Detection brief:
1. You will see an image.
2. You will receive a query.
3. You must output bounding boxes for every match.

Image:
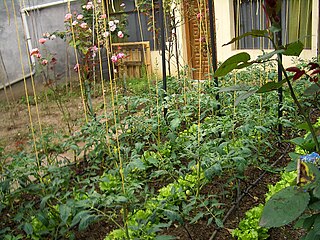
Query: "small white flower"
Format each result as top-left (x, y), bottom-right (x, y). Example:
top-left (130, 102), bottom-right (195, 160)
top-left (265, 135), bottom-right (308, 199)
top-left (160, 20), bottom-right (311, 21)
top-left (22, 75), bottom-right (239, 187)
top-left (49, 34), bottom-right (56, 40)
top-left (102, 31), bottom-right (110, 38)
top-left (117, 31), bottom-right (124, 38)
top-left (110, 25), bottom-right (116, 32)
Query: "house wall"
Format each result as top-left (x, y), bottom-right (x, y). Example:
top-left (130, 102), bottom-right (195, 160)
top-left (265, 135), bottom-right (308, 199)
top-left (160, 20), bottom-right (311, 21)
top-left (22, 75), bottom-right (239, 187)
top-left (157, 0), bottom-right (320, 79)
top-left (150, 2), bottom-right (189, 78)
top-left (214, 0), bottom-right (319, 67)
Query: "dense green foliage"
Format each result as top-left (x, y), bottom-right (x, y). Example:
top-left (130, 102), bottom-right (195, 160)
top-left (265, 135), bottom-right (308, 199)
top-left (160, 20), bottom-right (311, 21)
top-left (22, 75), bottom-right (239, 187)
top-left (1, 63), bottom-right (303, 239)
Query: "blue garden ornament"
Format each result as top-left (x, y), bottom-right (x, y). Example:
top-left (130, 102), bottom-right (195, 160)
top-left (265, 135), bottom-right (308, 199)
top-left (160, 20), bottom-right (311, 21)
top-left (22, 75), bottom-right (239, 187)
top-left (297, 152), bottom-right (320, 185)
top-left (300, 152), bottom-right (320, 165)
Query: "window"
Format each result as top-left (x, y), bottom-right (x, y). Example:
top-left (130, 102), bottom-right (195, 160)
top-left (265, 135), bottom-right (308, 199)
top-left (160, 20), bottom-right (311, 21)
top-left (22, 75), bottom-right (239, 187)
top-left (109, 0), bottom-right (157, 50)
top-left (234, 0), bottom-right (312, 49)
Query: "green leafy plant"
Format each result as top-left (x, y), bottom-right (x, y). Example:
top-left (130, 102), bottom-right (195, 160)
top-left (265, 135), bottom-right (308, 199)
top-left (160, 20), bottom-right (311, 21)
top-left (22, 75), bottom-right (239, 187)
top-left (233, 171), bottom-right (297, 240)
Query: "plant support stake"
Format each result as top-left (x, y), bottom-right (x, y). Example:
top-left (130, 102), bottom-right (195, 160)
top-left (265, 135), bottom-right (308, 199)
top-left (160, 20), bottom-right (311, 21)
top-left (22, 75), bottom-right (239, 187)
top-left (277, 9), bottom-right (283, 137)
top-left (208, 0), bottom-right (218, 84)
top-left (159, 0), bottom-right (167, 118)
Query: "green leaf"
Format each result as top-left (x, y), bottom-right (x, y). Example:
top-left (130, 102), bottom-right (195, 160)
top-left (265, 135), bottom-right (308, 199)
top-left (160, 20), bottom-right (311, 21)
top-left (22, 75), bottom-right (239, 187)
top-left (163, 209), bottom-right (183, 224)
top-left (23, 222), bottom-right (33, 235)
top-left (256, 79), bottom-right (287, 93)
top-left (222, 30), bottom-right (268, 46)
top-left (304, 84), bottom-right (320, 96)
top-left (170, 118), bottom-right (181, 130)
top-left (260, 186), bottom-right (310, 228)
top-left (256, 49), bottom-right (285, 61)
top-left (204, 164), bottom-right (222, 180)
top-left (130, 158), bottom-right (146, 170)
top-left (269, 25), bottom-right (281, 33)
top-left (36, 212), bottom-right (49, 227)
top-left (289, 137), bottom-right (306, 147)
top-left (40, 194), bottom-right (53, 209)
top-left (309, 201), bottom-right (320, 211)
top-left (218, 85), bottom-right (251, 92)
top-left (215, 218), bottom-right (224, 228)
top-left (304, 231), bottom-right (320, 240)
top-left (214, 53), bottom-right (251, 77)
top-left (235, 90), bottom-right (257, 106)
top-left (60, 204), bottom-right (72, 224)
top-left (294, 214), bottom-right (315, 230)
top-left (190, 212), bottom-right (204, 224)
top-left (283, 41), bottom-right (304, 56)
top-left (79, 214), bottom-right (96, 231)
top-left (71, 210), bottom-right (91, 228)
top-left (115, 196), bottom-right (128, 203)
top-left (313, 185), bottom-right (320, 199)
top-left (297, 122), bottom-right (312, 131)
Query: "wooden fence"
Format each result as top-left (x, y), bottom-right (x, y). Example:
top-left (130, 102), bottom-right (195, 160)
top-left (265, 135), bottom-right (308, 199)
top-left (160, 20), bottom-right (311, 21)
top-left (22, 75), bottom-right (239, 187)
top-left (111, 41), bottom-right (152, 79)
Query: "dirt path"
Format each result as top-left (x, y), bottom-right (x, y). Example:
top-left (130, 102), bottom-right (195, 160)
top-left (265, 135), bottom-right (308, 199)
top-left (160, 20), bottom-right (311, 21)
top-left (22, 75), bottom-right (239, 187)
top-left (0, 94), bottom-right (106, 155)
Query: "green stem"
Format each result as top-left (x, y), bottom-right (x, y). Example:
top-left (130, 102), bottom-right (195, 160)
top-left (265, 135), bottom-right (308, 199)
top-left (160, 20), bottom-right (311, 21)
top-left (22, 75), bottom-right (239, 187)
top-left (123, 204), bottom-right (130, 240)
top-left (270, 28), bottom-right (319, 152)
top-left (277, 56), bottom-right (319, 152)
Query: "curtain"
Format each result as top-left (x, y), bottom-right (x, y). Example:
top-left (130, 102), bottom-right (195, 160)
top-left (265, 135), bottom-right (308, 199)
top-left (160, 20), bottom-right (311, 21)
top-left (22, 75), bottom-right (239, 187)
top-left (287, 0), bottom-right (312, 48)
top-left (235, 0), bottom-right (312, 49)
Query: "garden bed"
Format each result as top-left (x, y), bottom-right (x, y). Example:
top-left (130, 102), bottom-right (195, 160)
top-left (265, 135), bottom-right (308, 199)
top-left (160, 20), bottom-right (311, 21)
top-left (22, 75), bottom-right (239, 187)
top-left (1, 68), bottom-right (316, 240)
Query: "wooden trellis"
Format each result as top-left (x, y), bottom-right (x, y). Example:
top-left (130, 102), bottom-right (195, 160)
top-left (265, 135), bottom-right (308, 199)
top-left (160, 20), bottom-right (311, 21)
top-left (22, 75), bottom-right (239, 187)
top-left (111, 41), bottom-right (152, 79)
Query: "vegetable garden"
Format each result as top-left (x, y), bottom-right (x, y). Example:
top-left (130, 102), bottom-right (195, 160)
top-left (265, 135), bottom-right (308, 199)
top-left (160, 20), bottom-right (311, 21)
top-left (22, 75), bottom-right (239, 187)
top-left (1, 0), bottom-right (320, 239)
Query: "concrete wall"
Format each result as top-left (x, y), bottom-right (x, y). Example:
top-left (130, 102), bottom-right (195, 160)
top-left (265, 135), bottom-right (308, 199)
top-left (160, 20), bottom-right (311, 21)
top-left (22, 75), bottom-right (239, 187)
top-left (0, 0), bottom-right (79, 101)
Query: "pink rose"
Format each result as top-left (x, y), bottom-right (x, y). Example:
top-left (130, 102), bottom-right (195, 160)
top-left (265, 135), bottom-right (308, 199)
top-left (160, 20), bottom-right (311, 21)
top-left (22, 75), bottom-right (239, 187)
top-left (80, 22), bottom-right (88, 28)
top-left (39, 38), bottom-right (47, 44)
top-left (50, 57), bottom-right (57, 64)
top-left (117, 31), bottom-right (124, 38)
top-left (43, 32), bottom-right (50, 38)
top-left (77, 14), bottom-right (84, 20)
top-left (85, 2), bottom-right (93, 10)
top-left (41, 59), bottom-right (48, 66)
top-left (111, 55), bottom-right (118, 63)
top-left (117, 52), bottom-right (125, 59)
top-left (74, 63), bottom-right (80, 72)
top-left (100, 14), bottom-right (107, 19)
top-left (30, 48), bottom-right (39, 56)
top-left (72, 20), bottom-right (78, 26)
top-left (91, 45), bottom-right (98, 52)
top-left (64, 13), bottom-right (72, 21)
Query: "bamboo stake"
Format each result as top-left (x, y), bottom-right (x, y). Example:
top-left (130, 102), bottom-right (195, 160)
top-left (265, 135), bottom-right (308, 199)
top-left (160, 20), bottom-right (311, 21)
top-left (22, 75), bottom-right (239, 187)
top-left (11, 0), bottom-right (41, 172)
top-left (67, 0), bottom-right (88, 123)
